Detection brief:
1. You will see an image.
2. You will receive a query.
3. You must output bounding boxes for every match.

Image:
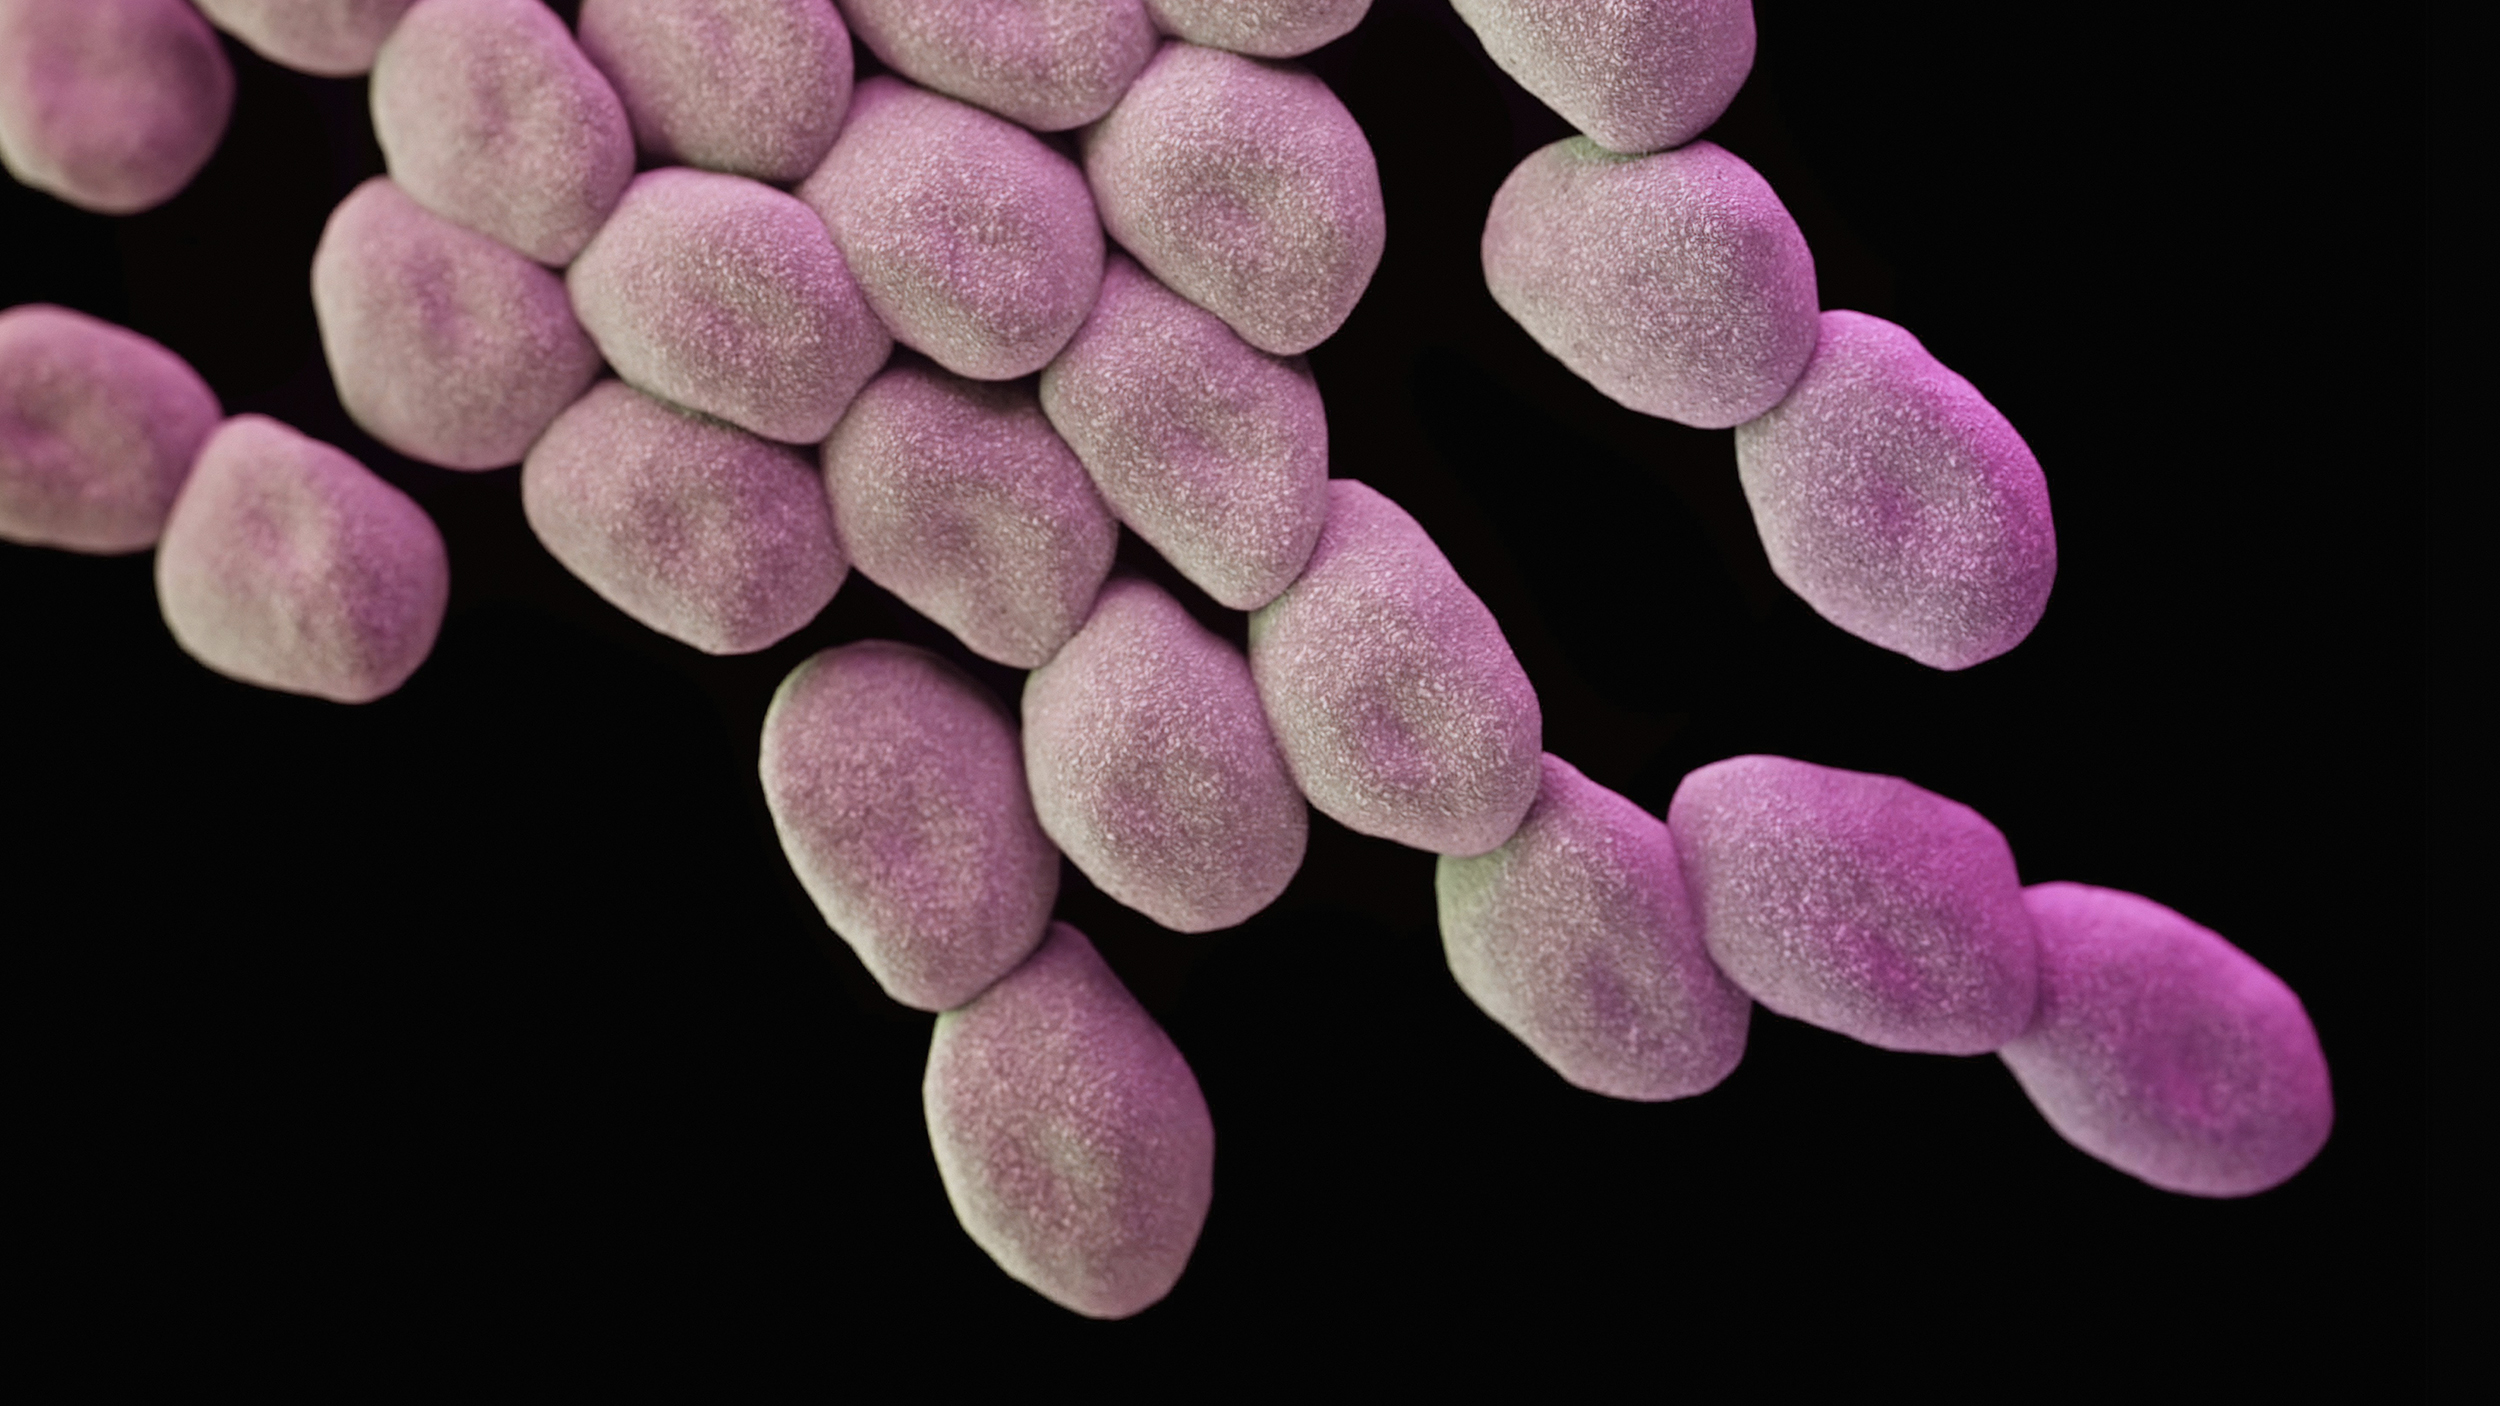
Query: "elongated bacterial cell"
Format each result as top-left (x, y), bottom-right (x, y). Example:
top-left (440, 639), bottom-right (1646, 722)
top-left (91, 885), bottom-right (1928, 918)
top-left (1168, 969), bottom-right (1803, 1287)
top-left (0, 0), bottom-right (2351, 1333)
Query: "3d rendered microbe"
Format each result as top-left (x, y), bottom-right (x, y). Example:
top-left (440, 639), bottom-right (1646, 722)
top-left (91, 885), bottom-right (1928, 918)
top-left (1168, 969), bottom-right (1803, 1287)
top-left (0, 0), bottom-right (2429, 1391)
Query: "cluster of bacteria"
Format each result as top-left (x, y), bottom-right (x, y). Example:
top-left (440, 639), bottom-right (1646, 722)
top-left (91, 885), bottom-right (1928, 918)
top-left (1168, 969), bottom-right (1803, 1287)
top-left (0, 0), bottom-right (2330, 1320)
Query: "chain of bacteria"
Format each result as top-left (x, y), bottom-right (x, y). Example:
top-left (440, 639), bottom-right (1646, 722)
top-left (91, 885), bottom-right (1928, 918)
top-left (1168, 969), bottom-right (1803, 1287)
top-left (0, 0), bottom-right (2331, 1321)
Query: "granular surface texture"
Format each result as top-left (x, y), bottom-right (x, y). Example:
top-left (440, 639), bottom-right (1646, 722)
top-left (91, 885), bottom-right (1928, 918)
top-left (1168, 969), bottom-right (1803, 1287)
top-left (1144, 0), bottom-right (1372, 58)
top-left (1482, 137), bottom-right (1817, 429)
top-left (576, 0), bottom-right (852, 182)
top-left (840, 0), bottom-right (1156, 132)
top-left (821, 359), bottom-right (1117, 669)
top-left (1039, 253), bottom-right (1328, 610)
top-left (1082, 41), bottom-right (1384, 357)
top-left (567, 167), bottom-right (890, 446)
top-left (924, 922), bottom-right (1215, 1319)
top-left (193, 0), bottom-right (414, 77)
top-left (1248, 479), bottom-right (1541, 856)
top-left (758, 641), bottom-right (1059, 1012)
top-left (522, 380), bottom-right (846, 655)
top-left (1450, 0), bottom-right (1755, 155)
top-left (1999, 882), bottom-right (2333, 1197)
top-left (1438, 753), bottom-right (1751, 1100)
top-left (1734, 310), bottom-right (2056, 671)
top-left (799, 76), bottom-right (1104, 381)
top-left (0, 304), bottom-right (221, 554)
top-left (1666, 753), bottom-right (2038, 1054)
top-left (311, 177), bottom-right (603, 471)
top-left (1023, 576), bottom-right (1308, 932)
top-left (154, 414), bottom-right (448, 704)
top-left (369, 0), bottom-right (633, 266)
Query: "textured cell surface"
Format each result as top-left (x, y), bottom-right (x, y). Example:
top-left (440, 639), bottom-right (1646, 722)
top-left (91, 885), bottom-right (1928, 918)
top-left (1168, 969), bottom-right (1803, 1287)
top-left (155, 415), bottom-right (448, 704)
top-left (311, 178), bottom-right (602, 471)
top-left (0, 0), bottom-right (233, 215)
top-left (575, 0), bottom-right (852, 183)
top-left (924, 922), bottom-right (1214, 1319)
top-left (1482, 137), bottom-right (1817, 429)
top-left (2000, 883), bottom-right (2333, 1197)
top-left (192, 0), bottom-right (414, 77)
top-left (758, 642), bottom-right (1059, 1012)
top-left (1023, 577), bottom-right (1307, 933)
top-left (521, 381), bottom-right (846, 655)
top-left (1450, 0), bottom-right (1755, 155)
top-left (1734, 310), bottom-right (2056, 671)
top-left (1083, 42), bottom-right (1385, 357)
top-left (567, 168), bottom-right (890, 446)
top-left (821, 361), bottom-right (1117, 669)
top-left (1438, 753), bottom-right (1751, 1101)
top-left (1145, 0), bottom-right (1371, 57)
top-left (369, 0), bottom-right (632, 266)
top-left (1248, 479), bottom-right (1541, 856)
top-left (1039, 254), bottom-right (1328, 610)
top-left (840, 0), bottom-right (1156, 132)
top-left (0, 305), bottom-right (221, 554)
top-left (1667, 754), bottom-right (2038, 1054)
top-left (798, 78), bottom-right (1104, 382)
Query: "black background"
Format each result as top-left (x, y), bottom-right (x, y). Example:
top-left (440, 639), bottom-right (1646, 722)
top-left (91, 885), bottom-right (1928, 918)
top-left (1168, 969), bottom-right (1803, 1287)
top-left (4, 1), bottom-right (2435, 1393)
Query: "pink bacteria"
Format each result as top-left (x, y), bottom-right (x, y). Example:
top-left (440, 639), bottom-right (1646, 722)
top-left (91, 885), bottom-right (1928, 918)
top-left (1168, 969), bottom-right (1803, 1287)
top-left (1022, 576), bottom-right (1308, 933)
top-left (154, 414), bottom-right (449, 704)
top-left (192, 0), bottom-right (415, 77)
top-left (575, 0), bottom-right (853, 183)
top-left (1482, 137), bottom-right (1817, 429)
top-left (311, 178), bottom-right (602, 472)
top-left (820, 360), bottom-right (1117, 670)
top-left (923, 922), bottom-right (1215, 1319)
top-left (1248, 479), bottom-right (1542, 857)
top-left (0, 0), bottom-right (233, 215)
top-left (758, 641), bottom-right (1059, 1013)
top-left (368, 0), bottom-right (632, 266)
top-left (1666, 754), bottom-right (2038, 1055)
top-left (1438, 753), bottom-right (1751, 1101)
top-left (0, 304), bottom-right (221, 554)
top-left (1082, 41), bottom-right (1385, 357)
top-left (1144, 0), bottom-right (1373, 58)
top-left (1734, 310), bottom-right (2057, 672)
top-left (798, 76), bottom-right (1105, 382)
top-left (565, 167), bottom-right (890, 447)
top-left (1449, 0), bottom-right (1756, 155)
top-left (2000, 883), bottom-right (2332, 1197)
top-left (839, 0), bottom-right (1157, 133)
top-left (521, 381), bottom-right (846, 656)
top-left (1039, 253), bottom-right (1329, 611)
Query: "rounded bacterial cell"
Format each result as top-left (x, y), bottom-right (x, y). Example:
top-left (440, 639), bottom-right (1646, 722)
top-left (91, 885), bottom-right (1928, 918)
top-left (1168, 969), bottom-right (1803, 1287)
top-left (820, 359), bottom-right (1117, 670)
top-left (839, 0), bottom-right (1156, 132)
top-left (797, 76), bottom-right (1104, 382)
top-left (1438, 753), bottom-right (1751, 1101)
top-left (2000, 882), bottom-right (2333, 1197)
top-left (1248, 479), bottom-right (1542, 857)
top-left (368, 0), bottom-right (633, 266)
top-left (0, 304), bottom-right (221, 554)
top-left (1666, 753), bottom-right (2038, 1055)
top-left (1482, 136), bottom-right (1817, 429)
top-left (0, 0), bottom-right (233, 215)
top-left (1734, 309), bottom-right (2056, 671)
top-left (1082, 41), bottom-right (1384, 357)
top-left (566, 166), bottom-right (890, 446)
top-left (521, 380), bottom-right (847, 656)
top-left (758, 641), bottom-right (1059, 1013)
top-left (924, 922), bottom-right (1215, 1319)
top-left (311, 178), bottom-right (602, 471)
top-left (1039, 253), bottom-right (1329, 611)
top-left (1023, 576), bottom-right (1308, 932)
top-left (1449, 0), bottom-right (1755, 155)
top-left (154, 414), bottom-right (449, 705)
top-left (191, 0), bottom-right (415, 77)
top-left (575, 0), bottom-right (853, 183)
